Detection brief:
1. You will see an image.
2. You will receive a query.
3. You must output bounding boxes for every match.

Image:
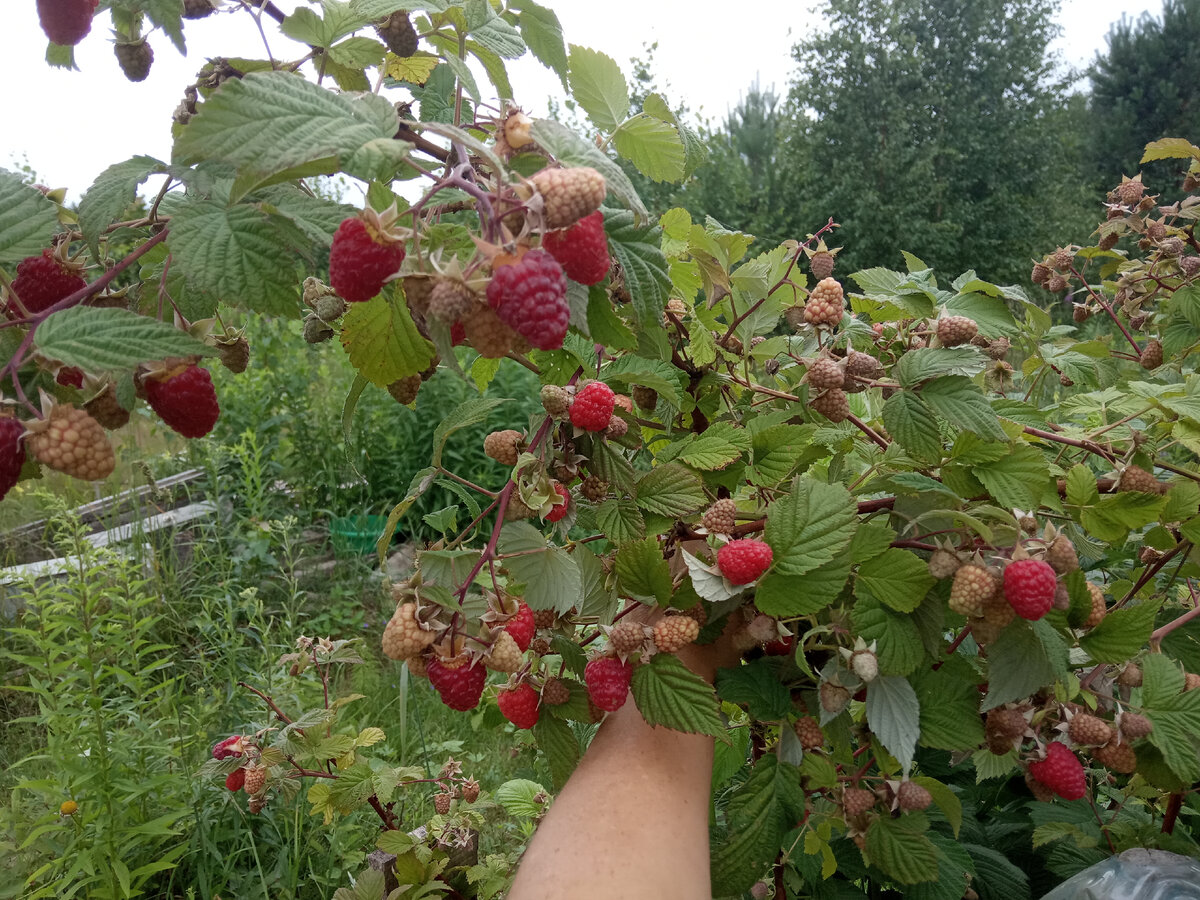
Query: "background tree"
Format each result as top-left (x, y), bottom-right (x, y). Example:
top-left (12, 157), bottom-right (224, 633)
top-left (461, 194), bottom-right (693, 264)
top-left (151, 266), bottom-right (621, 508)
top-left (1088, 0), bottom-right (1200, 190)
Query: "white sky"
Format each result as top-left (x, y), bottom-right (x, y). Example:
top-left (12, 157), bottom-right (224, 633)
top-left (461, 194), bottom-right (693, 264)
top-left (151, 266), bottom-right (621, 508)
top-left (0, 0), bottom-right (1162, 199)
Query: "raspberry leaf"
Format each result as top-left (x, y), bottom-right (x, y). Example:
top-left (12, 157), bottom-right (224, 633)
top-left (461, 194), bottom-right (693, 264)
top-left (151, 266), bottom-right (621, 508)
top-left (749, 424), bottom-right (816, 486)
top-left (593, 497), bottom-right (645, 544)
top-left (613, 537), bottom-right (672, 606)
top-left (971, 444), bottom-right (1050, 510)
top-left (864, 813), bottom-right (939, 885)
top-left (612, 113), bottom-right (686, 183)
top-left (531, 715), bottom-right (579, 790)
top-left (603, 209), bottom-right (672, 328)
top-left (918, 376), bottom-right (1008, 441)
top-left (498, 522), bottom-right (581, 613)
top-left (1078, 598), bottom-right (1160, 663)
top-left (882, 391), bottom-right (943, 461)
top-left (493, 779), bottom-right (550, 820)
top-left (633, 463), bottom-right (705, 518)
top-left (430, 397), bottom-right (508, 467)
top-left (850, 596), bottom-right (924, 677)
top-left (864, 675), bottom-right (920, 770)
top-left (1141, 654), bottom-right (1200, 782)
top-left (36, 306), bottom-right (213, 371)
top-left (599, 355), bottom-right (682, 406)
top-left (755, 557), bottom-right (852, 617)
top-left (856, 548), bottom-right (935, 613)
top-left (764, 477), bottom-right (857, 577)
top-left (714, 659), bottom-right (792, 721)
top-left (77, 156), bottom-right (170, 256)
top-left (566, 44), bottom-right (628, 132)
top-left (910, 662), bottom-right (986, 752)
top-left (340, 290), bottom-right (436, 386)
top-left (894, 347), bottom-right (990, 387)
top-left (630, 654), bottom-right (724, 738)
top-left (849, 267), bottom-right (937, 320)
top-left (0, 173), bottom-right (59, 265)
top-left (510, 0), bottom-right (568, 88)
top-left (981, 623), bottom-right (1062, 711)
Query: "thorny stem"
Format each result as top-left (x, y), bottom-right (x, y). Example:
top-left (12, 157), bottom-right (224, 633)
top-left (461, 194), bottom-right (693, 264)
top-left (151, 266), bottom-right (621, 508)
top-left (1068, 263), bottom-right (1142, 355)
top-left (846, 412), bottom-right (889, 450)
top-left (1022, 425), bottom-right (1118, 464)
top-left (238, 681), bottom-right (293, 725)
top-left (1087, 404), bottom-right (1156, 440)
top-left (439, 467), bottom-right (498, 498)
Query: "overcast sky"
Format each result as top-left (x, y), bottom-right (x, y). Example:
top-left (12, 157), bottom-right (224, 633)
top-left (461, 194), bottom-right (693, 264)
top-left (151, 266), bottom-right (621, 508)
top-left (0, 0), bottom-right (1162, 199)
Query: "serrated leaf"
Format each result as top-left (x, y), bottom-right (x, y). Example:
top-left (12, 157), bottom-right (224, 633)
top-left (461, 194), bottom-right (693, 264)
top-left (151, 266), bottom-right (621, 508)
top-left (882, 391), bottom-right (944, 461)
top-left (1065, 464), bottom-right (1099, 507)
top-left (1079, 599), bottom-right (1160, 663)
top-left (613, 114), bottom-right (686, 183)
top-left (511, 0), bottom-right (568, 88)
top-left (77, 156), bottom-right (168, 256)
top-left (635, 463), bottom-right (706, 517)
top-left (972, 444), bottom-right (1048, 510)
top-left (851, 596), bottom-right (925, 677)
top-left (431, 397), bottom-right (508, 467)
top-left (493, 779), bottom-right (549, 818)
top-left (914, 777), bottom-right (963, 839)
top-left (865, 814), bottom-right (940, 885)
top-left (865, 676), bottom-right (920, 770)
top-left (1141, 137), bottom-right (1200, 163)
top-left (1142, 653), bottom-right (1200, 782)
top-left (765, 477), bottom-right (857, 577)
top-left (920, 376), bottom-right (1007, 441)
top-left (754, 557), bottom-right (851, 617)
top-left (567, 44), bottom-right (628, 131)
top-left (532, 716), bottom-right (579, 790)
top-left (710, 756), bottom-right (805, 896)
top-left (167, 198), bottom-right (302, 315)
top-left (173, 72), bottom-right (398, 191)
top-left (856, 549), bottom-right (935, 613)
top-left (895, 347), bottom-right (989, 388)
top-left (631, 654), bottom-right (724, 737)
top-left (35, 306), bottom-right (213, 370)
top-left (355, 727), bottom-right (386, 747)
top-left (600, 355), bottom-right (681, 405)
top-left (604, 208), bottom-right (671, 327)
top-left (910, 663), bottom-right (985, 751)
top-left (594, 497), bottom-right (645, 543)
top-left (0, 170), bottom-right (59, 266)
top-left (340, 289), bottom-right (435, 387)
top-left (529, 120), bottom-right (647, 222)
top-left (499, 521), bottom-right (581, 613)
top-left (750, 424), bottom-right (813, 486)
top-left (614, 537), bottom-right (672, 604)
top-left (714, 659), bottom-right (793, 720)
top-left (981, 622), bottom-right (1057, 711)
top-left (962, 843), bottom-right (1030, 900)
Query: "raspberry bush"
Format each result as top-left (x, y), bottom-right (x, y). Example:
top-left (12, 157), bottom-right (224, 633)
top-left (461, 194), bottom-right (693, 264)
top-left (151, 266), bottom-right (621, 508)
top-left (6, 1), bottom-right (1200, 896)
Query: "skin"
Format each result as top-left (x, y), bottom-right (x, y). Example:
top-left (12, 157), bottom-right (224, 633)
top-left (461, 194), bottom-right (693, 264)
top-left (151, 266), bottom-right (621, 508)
top-left (508, 613), bottom-right (741, 900)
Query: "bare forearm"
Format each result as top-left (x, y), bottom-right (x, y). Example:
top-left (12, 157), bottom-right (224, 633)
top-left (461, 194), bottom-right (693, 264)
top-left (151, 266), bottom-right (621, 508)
top-left (507, 699), bottom-right (715, 900)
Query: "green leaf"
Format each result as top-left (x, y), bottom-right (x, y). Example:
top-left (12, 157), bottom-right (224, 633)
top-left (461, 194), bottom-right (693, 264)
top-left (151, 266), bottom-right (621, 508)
top-left (1141, 137), bottom-right (1200, 163)
top-left (594, 497), bottom-right (645, 543)
top-left (77, 156), bottom-right (168, 256)
top-left (0, 172), bottom-right (63, 266)
top-left (35, 306), bottom-right (213, 371)
top-left (754, 557), bottom-right (852, 617)
top-left (920, 376), bottom-right (1007, 441)
top-left (464, 0), bottom-right (524, 58)
top-left (882, 391), bottom-right (944, 461)
top-left (613, 114), bottom-right (685, 183)
top-left (257, 184), bottom-right (356, 247)
top-left (1079, 599), bottom-right (1160, 663)
top-left (982, 622), bottom-right (1057, 711)
top-left (850, 522), bottom-right (896, 564)
top-left (714, 658), bottom-right (793, 720)
top-left (856, 549), bottom-right (935, 613)
top-left (1142, 653), bottom-right (1200, 782)
top-left (851, 596), bottom-right (925, 677)
top-left (631, 654), bottom-right (724, 737)
top-left (511, 0), bottom-right (568, 89)
top-left (600, 355), bottom-right (681, 406)
top-left (493, 779), bottom-right (550, 819)
top-left (710, 756), bottom-right (805, 897)
top-left (431, 397), bottom-right (508, 467)
top-left (167, 198), bottom-right (303, 315)
top-left (173, 72), bottom-right (398, 192)
top-left (910, 662), bottom-right (985, 751)
top-left (614, 538), bottom-right (672, 605)
top-left (566, 44), bottom-right (628, 131)
top-left (962, 843), bottom-right (1030, 900)
top-left (340, 288), bottom-right (436, 387)
top-left (914, 777), bottom-right (963, 839)
top-left (532, 716), bottom-right (579, 790)
top-left (635, 463), bottom-right (706, 518)
top-left (765, 477), bottom-right (857, 577)
top-left (750, 424), bottom-right (814, 486)
top-left (865, 813), bottom-right (940, 885)
top-left (865, 676), bottom-right (920, 770)
top-left (895, 347), bottom-right (988, 388)
top-left (529, 120), bottom-right (648, 223)
top-left (499, 522), bottom-right (581, 614)
top-left (604, 208), bottom-right (671, 327)
top-left (672, 425), bottom-right (749, 471)
top-left (1065, 464), bottom-right (1100, 507)
top-left (972, 444), bottom-right (1049, 510)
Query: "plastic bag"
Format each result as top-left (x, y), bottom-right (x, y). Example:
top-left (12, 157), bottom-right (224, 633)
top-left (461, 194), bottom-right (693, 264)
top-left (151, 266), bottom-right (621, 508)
top-left (1041, 848), bottom-right (1200, 899)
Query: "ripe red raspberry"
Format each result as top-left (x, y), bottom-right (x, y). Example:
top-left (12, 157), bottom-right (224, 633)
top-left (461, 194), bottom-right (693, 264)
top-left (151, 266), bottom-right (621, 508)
top-left (487, 250), bottom-right (569, 351)
top-left (896, 781), bottom-right (932, 811)
top-left (497, 683), bottom-right (541, 729)
top-left (212, 735), bottom-right (243, 760)
top-left (523, 167), bottom-right (606, 229)
top-left (810, 388), bottom-right (849, 423)
top-left (329, 216), bottom-right (406, 303)
top-left (1068, 713), bottom-right (1113, 747)
top-left (504, 602), bottom-right (536, 652)
top-left (793, 717), bottom-right (824, 751)
top-left (37, 0), bottom-right (98, 45)
top-left (569, 381), bottom-right (615, 431)
top-left (9, 249), bottom-right (87, 315)
top-left (764, 634), bottom-right (795, 656)
top-left (0, 418), bottom-right (27, 502)
top-left (225, 769), bottom-right (246, 792)
top-left (26, 404), bottom-right (115, 481)
top-left (144, 365), bottom-right (220, 438)
top-left (949, 565), bottom-right (995, 617)
top-left (1028, 742), bottom-right (1086, 800)
top-left (584, 656), bottom-right (632, 712)
top-left (717, 538), bottom-right (773, 585)
top-left (936, 315), bottom-right (978, 347)
top-left (804, 278), bottom-right (845, 327)
top-left (55, 367), bottom-right (84, 388)
top-left (381, 602), bottom-right (436, 661)
top-left (542, 211), bottom-right (610, 285)
top-left (652, 616), bottom-right (700, 653)
top-left (1003, 558), bottom-right (1057, 620)
top-left (427, 658), bottom-right (487, 710)
top-left (702, 498), bottom-right (737, 533)
top-left (545, 482), bottom-right (570, 522)
top-left (806, 357), bottom-right (844, 389)
top-left (243, 765), bottom-right (267, 795)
